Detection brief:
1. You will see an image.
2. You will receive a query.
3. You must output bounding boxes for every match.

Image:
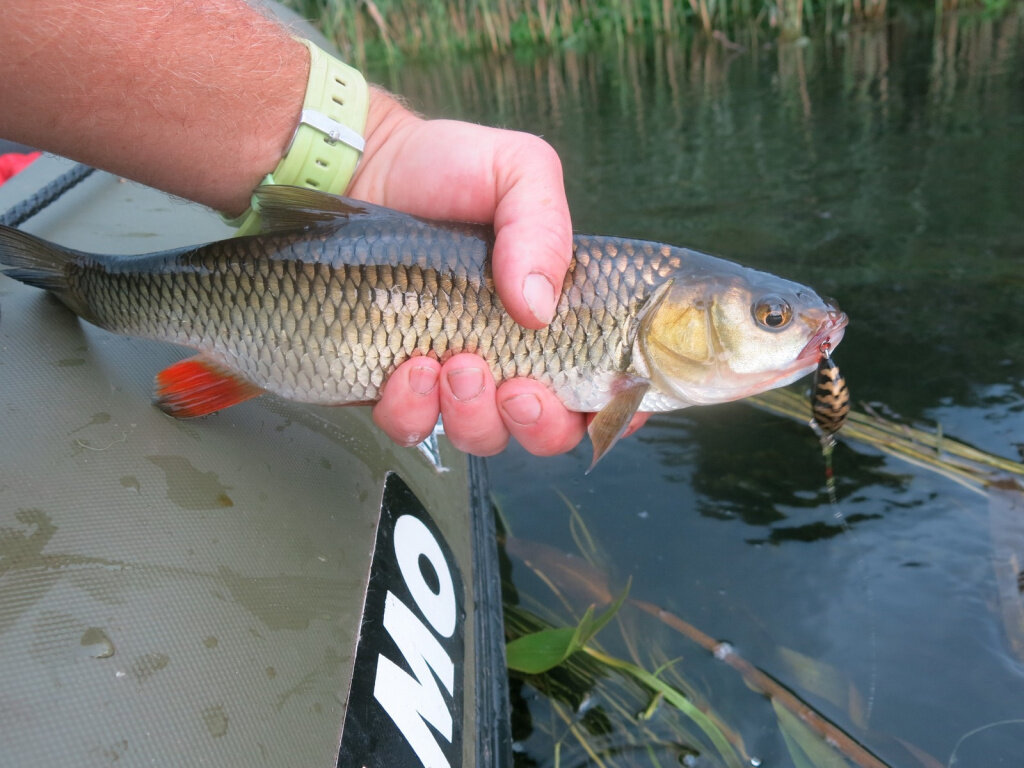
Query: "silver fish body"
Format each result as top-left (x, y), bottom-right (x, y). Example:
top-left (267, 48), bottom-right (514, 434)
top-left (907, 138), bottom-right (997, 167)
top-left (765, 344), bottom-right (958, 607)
top-left (0, 187), bottom-right (847, 462)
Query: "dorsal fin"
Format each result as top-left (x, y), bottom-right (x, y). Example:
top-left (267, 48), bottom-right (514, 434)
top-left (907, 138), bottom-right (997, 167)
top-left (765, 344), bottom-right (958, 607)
top-left (252, 186), bottom-right (402, 234)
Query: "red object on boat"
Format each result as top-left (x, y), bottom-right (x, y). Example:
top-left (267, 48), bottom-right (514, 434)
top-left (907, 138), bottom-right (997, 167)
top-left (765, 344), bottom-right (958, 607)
top-left (0, 152), bottom-right (41, 185)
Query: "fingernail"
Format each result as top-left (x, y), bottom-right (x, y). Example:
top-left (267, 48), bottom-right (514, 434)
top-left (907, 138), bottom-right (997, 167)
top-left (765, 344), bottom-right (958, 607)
top-left (409, 366), bottom-right (438, 395)
top-left (523, 272), bottom-right (556, 325)
top-left (500, 393), bottom-right (542, 426)
top-left (447, 367), bottom-right (484, 402)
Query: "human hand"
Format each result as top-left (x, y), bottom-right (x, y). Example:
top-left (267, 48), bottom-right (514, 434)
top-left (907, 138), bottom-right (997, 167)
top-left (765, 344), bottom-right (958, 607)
top-left (351, 89), bottom-right (649, 457)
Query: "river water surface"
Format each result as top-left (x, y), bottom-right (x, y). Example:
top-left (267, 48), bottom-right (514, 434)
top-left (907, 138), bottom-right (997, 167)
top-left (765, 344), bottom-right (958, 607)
top-left (374, 12), bottom-right (1024, 767)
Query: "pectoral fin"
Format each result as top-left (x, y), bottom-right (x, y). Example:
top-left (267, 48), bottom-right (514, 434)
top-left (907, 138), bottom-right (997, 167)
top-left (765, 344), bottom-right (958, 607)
top-left (154, 354), bottom-right (264, 418)
top-left (587, 378), bottom-right (650, 472)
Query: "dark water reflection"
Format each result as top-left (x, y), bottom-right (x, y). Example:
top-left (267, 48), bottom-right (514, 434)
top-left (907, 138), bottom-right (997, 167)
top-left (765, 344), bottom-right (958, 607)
top-left (372, 11), bottom-right (1024, 767)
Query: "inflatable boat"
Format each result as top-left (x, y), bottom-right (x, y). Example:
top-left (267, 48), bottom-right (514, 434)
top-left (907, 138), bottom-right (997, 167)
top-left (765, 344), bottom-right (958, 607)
top-left (0, 155), bottom-right (511, 766)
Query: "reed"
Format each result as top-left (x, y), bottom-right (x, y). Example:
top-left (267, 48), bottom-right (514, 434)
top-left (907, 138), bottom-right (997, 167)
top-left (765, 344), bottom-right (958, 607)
top-left (500, 496), bottom-right (899, 767)
top-left (748, 387), bottom-right (1024, 495)
top-left (282, 0), bottom-right (1020, 64)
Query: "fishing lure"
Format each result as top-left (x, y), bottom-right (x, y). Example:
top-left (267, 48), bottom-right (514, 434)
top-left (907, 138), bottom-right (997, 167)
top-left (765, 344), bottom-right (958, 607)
top-left (809, 340), bottom-right (850, 501)
top-left (809, 341), bottom-right (876, 717)
top-left (811, 342), bottom-right (850, 437)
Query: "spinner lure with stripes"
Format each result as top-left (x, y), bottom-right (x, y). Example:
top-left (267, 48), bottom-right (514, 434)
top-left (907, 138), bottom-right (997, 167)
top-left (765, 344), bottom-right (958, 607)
top-left (811, 343), bottom-right (850, 436)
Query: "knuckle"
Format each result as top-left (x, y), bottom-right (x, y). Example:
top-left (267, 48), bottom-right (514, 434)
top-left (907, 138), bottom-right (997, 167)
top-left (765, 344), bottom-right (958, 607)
top-left (513, 131), bottom-right (561, 166)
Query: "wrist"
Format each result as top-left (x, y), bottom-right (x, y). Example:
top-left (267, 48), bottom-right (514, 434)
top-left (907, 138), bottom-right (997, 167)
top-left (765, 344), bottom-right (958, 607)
top-left (346, 87), bottom-right (424, 204)
top-left (226, 39), bottom-right (369, 234)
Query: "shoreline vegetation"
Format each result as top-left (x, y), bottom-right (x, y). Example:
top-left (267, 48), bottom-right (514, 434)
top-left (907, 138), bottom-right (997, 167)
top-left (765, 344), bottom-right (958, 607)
top-left (282, 0), bottom-right (1022, 65)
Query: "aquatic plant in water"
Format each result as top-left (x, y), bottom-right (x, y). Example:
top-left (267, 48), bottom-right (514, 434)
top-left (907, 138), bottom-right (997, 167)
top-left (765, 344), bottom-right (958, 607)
top-left (500, 497), bottom-right (889, 767)
top-left (500, 390), bottom-right (1024, 767)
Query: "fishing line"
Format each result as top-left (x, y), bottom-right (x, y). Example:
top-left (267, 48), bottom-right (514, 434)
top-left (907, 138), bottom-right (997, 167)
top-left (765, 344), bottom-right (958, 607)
top-left (810, 342), bottom-right (879, 724)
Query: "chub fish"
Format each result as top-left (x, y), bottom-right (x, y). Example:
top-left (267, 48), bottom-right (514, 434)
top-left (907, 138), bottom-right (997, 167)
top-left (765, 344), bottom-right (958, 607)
top-left (0, 186), bottom-right (848, 466)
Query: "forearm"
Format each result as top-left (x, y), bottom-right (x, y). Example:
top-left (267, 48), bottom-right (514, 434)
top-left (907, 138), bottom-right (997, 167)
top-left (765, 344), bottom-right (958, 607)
top-left (0, 0), bottom-right (307, 215)
top-left (2, 2), bottom-right (583, 459)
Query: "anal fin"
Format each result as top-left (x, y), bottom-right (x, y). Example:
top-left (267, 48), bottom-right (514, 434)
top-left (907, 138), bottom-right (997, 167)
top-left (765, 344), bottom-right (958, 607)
top-left (587, 378), bottom-right (650, 472)
top-left (154, 354), bottom-right (264, 418)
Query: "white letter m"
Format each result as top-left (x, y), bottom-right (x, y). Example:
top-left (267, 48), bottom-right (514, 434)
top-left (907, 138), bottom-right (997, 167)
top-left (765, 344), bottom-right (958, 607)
top-left (373, 591), bottom-right (455, 768)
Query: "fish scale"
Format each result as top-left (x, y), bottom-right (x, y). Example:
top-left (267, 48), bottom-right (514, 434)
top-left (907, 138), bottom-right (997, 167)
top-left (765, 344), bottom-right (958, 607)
top-left (0, 186), bottom-right (847, 465)
top-left (66, 233), bottom-right (630, 405)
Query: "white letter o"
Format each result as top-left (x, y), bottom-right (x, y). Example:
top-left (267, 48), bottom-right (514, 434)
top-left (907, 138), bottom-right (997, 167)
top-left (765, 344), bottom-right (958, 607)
top-left (394, 515), bottom-right (457, 638)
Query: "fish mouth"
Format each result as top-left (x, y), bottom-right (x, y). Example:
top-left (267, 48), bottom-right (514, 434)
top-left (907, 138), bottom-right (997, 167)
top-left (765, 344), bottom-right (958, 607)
top-left (797, 308), bottom-right (849, 366)
top-left (760, 308), bottom-right (848, 391)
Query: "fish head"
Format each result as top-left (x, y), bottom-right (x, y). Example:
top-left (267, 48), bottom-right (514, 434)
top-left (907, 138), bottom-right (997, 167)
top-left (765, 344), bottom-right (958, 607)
top-left (638, 265), bottom-right (847, 406)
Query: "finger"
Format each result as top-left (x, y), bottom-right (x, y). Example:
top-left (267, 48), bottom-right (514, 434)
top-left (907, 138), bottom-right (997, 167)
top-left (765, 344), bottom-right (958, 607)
top-left (497, 379), bottom-right (587, 456)
top-left (372, 357), bottom-right (442, 447)
top-left (439, 353), bottom-right (510, 457)
top-left (490, 134), bottom-right (573, 329)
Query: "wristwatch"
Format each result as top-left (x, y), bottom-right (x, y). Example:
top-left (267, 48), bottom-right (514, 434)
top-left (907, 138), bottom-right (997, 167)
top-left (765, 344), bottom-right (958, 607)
top-left (224, 39), bottom-right (369, 235)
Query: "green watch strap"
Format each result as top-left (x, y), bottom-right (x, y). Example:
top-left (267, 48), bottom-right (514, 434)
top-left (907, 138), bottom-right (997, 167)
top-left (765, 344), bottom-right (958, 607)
top-left (225, 39), bottom-right (369, 235)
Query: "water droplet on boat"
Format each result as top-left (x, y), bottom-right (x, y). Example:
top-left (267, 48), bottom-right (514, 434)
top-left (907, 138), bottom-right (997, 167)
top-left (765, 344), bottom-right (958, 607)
top-left (80, 627), bottom-right (115, 658)
top-left (201, 704), bottom-right (229, 738)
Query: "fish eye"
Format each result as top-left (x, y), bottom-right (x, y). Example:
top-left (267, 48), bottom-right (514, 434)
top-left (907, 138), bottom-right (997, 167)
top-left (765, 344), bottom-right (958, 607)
top-left (752, 296), bottom-right (793, 330)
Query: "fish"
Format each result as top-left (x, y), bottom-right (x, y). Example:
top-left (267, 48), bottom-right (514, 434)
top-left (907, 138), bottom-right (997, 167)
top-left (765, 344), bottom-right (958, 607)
top-left (0, 186), bottom-right (847, 466)
top-left (811, 346), bottom-right (851, 436)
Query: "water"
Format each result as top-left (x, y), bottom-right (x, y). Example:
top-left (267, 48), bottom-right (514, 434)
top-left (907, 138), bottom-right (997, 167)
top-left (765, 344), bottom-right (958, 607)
top-left (372, 11), bottom-right (1024, 766)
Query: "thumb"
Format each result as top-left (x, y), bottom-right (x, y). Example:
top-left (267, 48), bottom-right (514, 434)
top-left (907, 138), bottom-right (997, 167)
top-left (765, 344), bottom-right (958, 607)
top-left (489, 134), bottom-right (572, 329)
